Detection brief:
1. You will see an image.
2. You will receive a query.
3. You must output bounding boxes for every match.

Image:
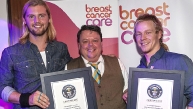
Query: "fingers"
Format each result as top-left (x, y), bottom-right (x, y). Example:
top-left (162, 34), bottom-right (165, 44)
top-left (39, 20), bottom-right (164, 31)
top-left (37, 92), bottom-right (50, 108)
top-left (37, 92), bottom-right (42, 103)
top-left (122, 92), bottom-right (128, 103)
top-left (29, 91), bottom-right (50, 108)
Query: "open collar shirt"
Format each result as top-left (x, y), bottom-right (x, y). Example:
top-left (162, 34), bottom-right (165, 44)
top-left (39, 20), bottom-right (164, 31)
top-left (0, 40), bottom-right (71, 109)
top-left (81, 55), bottom-right (128, 92)
top-left (138, 47), bottom-right (193, 107)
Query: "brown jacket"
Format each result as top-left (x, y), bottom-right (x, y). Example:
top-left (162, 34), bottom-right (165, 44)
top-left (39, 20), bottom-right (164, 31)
top-left (67, 55), bottom-right (126, 109)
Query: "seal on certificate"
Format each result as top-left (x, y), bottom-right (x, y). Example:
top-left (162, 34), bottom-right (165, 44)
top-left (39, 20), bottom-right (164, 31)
top-left (62, 85), bottom-right (76, 99)
top-left (147, 84), bottom-right (163, 99)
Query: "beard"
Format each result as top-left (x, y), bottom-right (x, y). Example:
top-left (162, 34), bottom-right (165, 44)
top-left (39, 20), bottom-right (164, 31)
top-left (27, 23), bottom-right (48, 36)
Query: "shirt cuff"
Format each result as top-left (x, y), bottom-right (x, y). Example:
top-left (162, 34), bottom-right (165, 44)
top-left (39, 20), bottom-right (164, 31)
top-left (1, 86), bottom-right (16, 102)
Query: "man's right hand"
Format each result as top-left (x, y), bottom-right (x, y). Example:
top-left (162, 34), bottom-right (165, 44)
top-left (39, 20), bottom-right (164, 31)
top-left (29, 91), bottom-right (50, 109)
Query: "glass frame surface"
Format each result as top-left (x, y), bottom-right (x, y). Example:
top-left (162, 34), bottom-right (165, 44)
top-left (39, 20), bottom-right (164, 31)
top-left (127, 67), bottom-right (185, 109)
top-left (40, 67), bottom-right (97, 109)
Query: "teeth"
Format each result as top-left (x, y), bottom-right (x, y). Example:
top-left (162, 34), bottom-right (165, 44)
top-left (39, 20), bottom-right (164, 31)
top-left (88, 49), bottom-right (94, 52)
top-left (34, 25), bottom-right (41, 28)
top-left (141, 43), bottom-right (148, 46)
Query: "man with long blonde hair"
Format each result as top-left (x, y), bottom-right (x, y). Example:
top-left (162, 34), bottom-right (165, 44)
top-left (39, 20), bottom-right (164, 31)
top-left (0, 0), bottom-right (71, 108)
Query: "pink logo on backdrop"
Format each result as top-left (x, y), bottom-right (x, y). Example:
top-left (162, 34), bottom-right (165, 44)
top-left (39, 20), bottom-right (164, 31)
top-left (85, 4), bottom-right (113, 27)
top-left (47, 2), bottom-right (118, 57)
top-left (119, 2), bottom-right (171, 45)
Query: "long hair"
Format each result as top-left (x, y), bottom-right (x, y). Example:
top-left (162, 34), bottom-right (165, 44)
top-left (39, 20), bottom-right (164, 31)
top-left (19, 0), bottom-right (56, 44)
top-left (133, 14), bottom-right (169, 51)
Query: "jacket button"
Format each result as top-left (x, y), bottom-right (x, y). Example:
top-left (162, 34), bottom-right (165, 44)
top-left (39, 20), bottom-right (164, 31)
top-left (98, 85), bottom-right (101, 88)
top-left (100, 94), bottom-right (103, 97)
top-left (101, 103), bottom-right (103, 105)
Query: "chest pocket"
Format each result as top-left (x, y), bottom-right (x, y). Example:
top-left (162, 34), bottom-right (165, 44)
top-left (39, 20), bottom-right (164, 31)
top-left (15, 60), bottom-right (37, 79)
top-left (53, 58), bottom-right (66, 71)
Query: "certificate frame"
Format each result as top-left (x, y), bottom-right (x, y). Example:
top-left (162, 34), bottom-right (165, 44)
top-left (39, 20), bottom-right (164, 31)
top-left (40, 67), bottom-right (97, 109)
top-left (127, 67), bottom-right (185, 109)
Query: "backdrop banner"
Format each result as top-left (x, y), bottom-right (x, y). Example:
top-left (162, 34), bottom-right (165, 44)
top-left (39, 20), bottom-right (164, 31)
top-left (46, 0), bottom-right (119, 58)
top-left (119, 0), bottom-right (193, 70)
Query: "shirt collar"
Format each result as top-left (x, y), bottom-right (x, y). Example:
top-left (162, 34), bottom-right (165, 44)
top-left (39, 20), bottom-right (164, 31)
top-left (140, 47), bottom-right (166, 66)
top-left (25, 40), bottom-right (56, 47)
top-left (81, 55), bottom-right (104, 65)
top-left (24, 40), bottom-right (32, 48)
top-left (152, 47), bottom-right (165, 60)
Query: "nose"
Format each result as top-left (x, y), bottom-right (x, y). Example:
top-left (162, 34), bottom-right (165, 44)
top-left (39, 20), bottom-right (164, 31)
top-left (34, 16), bottom-right (40, 23)
top-left (140, 33), bottom-right (146, 40)
top-left (88, 40), bottom-right (93, 46)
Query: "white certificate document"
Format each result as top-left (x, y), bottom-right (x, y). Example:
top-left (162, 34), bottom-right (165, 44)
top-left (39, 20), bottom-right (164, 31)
top-left (51, 78), bottom-right (88, 109)
top-left (136, 78), bottom-right (174, 109)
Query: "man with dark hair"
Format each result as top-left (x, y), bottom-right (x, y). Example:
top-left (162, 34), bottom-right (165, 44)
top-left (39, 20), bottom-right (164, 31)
top-left (123, 14), bottom-right (193, 109)
top-left (66, 25), bottom-right (128, 109)
top-left (0, 0), bottom-right (71, 108)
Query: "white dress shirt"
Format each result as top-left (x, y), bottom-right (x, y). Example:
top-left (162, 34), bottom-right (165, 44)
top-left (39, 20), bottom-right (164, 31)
top-left (65, 55), bottom-right (128, 92)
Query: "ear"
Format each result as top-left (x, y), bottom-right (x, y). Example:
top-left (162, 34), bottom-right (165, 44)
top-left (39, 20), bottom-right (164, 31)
top-left (158, 31), bottom-right (162, 39)
top-left (78, 43), bottom-right (81, 50)
top-left (22, 18), bottom-right (26, 25)
top-left (133, 34), bottom-right (137, 42)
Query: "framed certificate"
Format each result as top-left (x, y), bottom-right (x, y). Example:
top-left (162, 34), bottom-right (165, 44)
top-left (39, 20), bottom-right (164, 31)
top-left (40, 67), bottom-right (97, 109)
top-left (127, 67), bottom-right (185, 109)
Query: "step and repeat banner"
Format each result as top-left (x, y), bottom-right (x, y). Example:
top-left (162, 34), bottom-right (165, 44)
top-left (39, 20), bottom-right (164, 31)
top-left (47, 0), bottom-right (193, 70)
top-left (119, 0), bottom-right (193, 70)
top-left (46, 0), bottom-right (119, 58)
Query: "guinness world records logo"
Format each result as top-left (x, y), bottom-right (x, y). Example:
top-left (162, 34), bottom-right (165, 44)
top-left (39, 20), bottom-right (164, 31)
top-left (62, 85), bottom-right (76, 99)
top-left (147, 84), bottom-right (163, 99)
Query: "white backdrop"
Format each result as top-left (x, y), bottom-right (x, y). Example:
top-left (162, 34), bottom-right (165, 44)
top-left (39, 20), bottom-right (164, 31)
top-left (0, 0), bottom-right (9, 58)
top-left (47, 0), bottom-right (118, 38)
top-left (0, 0), bottom-right (9, 108)
top-left (119, 0), bottom-right (193, 70)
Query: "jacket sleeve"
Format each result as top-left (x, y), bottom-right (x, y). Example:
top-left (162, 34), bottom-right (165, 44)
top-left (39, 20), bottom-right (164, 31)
top-left (0, 48), bottom-right (15, 99)
top-left (181, 55), bottom-right (193, 107)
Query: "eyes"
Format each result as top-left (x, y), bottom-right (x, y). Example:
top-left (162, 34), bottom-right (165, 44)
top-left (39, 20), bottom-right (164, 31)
top-left (26, 14), bottom-right (47, 20)
top-left (82, 39), bottom-right (99, 44)
top-left (135, 31), bottom-right (154, 37)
